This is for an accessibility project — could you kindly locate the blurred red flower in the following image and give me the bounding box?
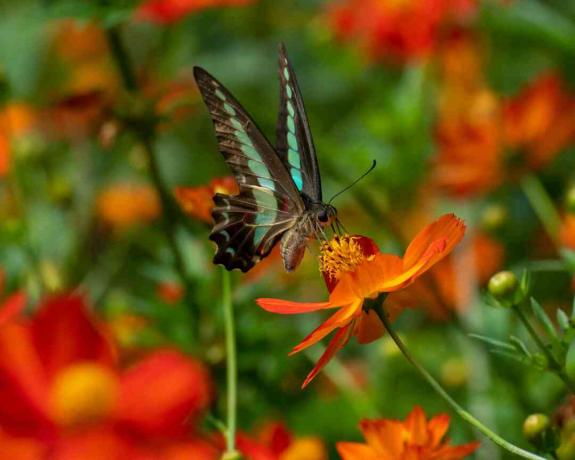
[237,422,327,460]
[0,294,216,459]
[258,214,465,387]
[175,176,238,224]
[337,406,479,459]
[136,0,256,24]
[327,0,476,63]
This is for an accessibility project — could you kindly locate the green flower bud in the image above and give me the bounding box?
[558,434,575,460]
[524,414,550,441]
[488,271,520,306]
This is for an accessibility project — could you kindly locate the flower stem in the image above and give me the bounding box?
[222,269,239,458]
[512,304,575,394]
[371,302,545,460]
[520,175,561,247]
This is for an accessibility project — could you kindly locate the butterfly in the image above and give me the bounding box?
[193,43,337,273]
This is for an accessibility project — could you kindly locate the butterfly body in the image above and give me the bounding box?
[194,44,336,273]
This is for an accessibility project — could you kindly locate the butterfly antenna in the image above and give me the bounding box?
[328,160,377,205]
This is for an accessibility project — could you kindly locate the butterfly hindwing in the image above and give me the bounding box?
[193,66,303,272]
[276,43,322,201]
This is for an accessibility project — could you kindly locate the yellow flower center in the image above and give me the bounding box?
[319,235,369,281]
[51,362,119,428]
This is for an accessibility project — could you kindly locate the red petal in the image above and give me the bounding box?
[31,294,116,382]
[0,291,26,325]
[116,350,212,438]
[301,324,353,388]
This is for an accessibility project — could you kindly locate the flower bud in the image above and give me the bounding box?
[488,271,520,307]
[524,414,550,441]
[221,451,244,460]
[524,414,558,454]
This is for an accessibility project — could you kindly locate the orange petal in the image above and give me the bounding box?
[427,413,450,448]
[402,214,466,271]
[301,324,353,388]
[116,350,212,438]
[290,302,361,355]
[256,298,333,314]
[354,309,385,344]
[404,405,428,445]
[336,442,381,460]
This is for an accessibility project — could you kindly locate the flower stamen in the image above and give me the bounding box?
[319,235,369,281]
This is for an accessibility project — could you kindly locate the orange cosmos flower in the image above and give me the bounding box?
[257,214,465,387]
[0,103,37,177]
[97,183,161,230]
[561,214,575,250]
[0,294,216,459]
[175,176,238,223]
[136,0,255,24]
[327,0,476,63]
[503,72,575,170]
[337,406,479,460]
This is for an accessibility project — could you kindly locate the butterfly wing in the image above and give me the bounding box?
[194,66,304,272]
[276,43,322,201]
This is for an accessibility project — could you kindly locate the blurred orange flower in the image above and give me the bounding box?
[257,214,465,387]
[136,0,256,24]
[237,422,327,460]
[327,0,476,63]
[0,103,37,177]
[46,20,118,142]
[97,183,161,229]
[432,33,504,197]
[503,72,575,170]
[336,406,479,460]
[175,176,238,223]
[0,294,216,459]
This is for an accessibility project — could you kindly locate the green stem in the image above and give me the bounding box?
[371,302,545,460]
[520,175,561,247]
[222,269,239,457]
[512,304,575,394]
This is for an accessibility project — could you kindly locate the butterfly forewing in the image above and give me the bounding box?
[276,43,322,201]
[193,67,303,272]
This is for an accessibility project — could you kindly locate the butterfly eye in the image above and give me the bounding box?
[318,211,329,223]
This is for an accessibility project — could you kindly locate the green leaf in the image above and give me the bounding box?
[509,335,532,358]
[565,340,575,381]
[530,298,559,342]
[469,333,516,352]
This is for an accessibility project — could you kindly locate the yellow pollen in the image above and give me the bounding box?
[319,235,368,281]
[51,362,119,428]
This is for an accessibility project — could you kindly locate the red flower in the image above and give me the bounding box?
[327,0,476,63]
[236,422,327,460]
[0,294,216,459]
[257,214,465,387]
[136,0,256,24]
[337,406,479,460]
